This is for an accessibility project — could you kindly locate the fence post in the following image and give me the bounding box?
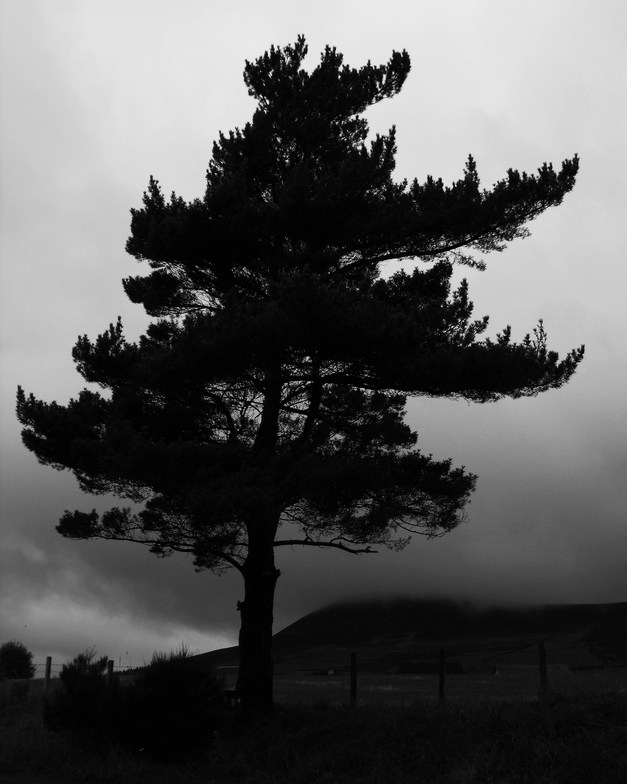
[44,656,52,695]
[438,648,446,705]
[350,652,357,708]
[538,641,548,702]
[106,659,114,687]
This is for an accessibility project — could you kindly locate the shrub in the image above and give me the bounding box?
[115,645,225,761]
[58,648,109,695]
[43,645,225,761]
[43,648,114,741]
[0,640,36,680]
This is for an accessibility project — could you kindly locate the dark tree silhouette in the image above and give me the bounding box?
[17,37,583,713]
[0,640,36,679]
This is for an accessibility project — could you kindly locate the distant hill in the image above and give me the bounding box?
[189,598,627,675]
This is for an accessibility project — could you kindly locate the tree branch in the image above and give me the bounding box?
[297,368,323,445]
[82,530,245,573]
[205,391,239,443]
[273,537,377,555]
[331,229,496,277]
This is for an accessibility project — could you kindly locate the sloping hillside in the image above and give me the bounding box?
[190,598,627,674]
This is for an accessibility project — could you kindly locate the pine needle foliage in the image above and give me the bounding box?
[17,37,583,711]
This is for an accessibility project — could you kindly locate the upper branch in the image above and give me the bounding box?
[206,391,239,443]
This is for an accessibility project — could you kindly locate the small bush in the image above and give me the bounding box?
[43,645,225,761]
[58,648,109,695]
[0,640,36,680]
[0,678,30,708]
[43,648,114,741]
[116,645,225,761]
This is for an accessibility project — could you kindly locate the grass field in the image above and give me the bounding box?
[272,666,627,706]
[2,674,627,783]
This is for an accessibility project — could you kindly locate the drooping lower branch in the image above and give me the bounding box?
[56,509,246,572]
[273,537,378,554]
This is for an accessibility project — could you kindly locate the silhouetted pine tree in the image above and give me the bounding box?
[17,37,583,713]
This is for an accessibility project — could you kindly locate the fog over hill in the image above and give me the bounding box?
[193,598,627,675]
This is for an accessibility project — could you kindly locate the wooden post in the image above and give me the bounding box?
[438,648,445,705]
[538,641,548,701]
[44,656,52,695]
[350,652,357,708]
[106,659,114,687]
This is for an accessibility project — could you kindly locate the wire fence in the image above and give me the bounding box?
[272,666,627,706]
[23,644,627,707]
[31,661,137,679]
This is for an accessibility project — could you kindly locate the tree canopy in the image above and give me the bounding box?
[17,37,583,711]
[0,640,36,680]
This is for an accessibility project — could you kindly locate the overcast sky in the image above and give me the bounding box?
[1,0,626,672]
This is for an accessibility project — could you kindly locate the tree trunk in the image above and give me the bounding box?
[237,530,280,715]
[238,363,282,716]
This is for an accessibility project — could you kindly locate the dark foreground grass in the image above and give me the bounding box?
[2,679,627,783]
